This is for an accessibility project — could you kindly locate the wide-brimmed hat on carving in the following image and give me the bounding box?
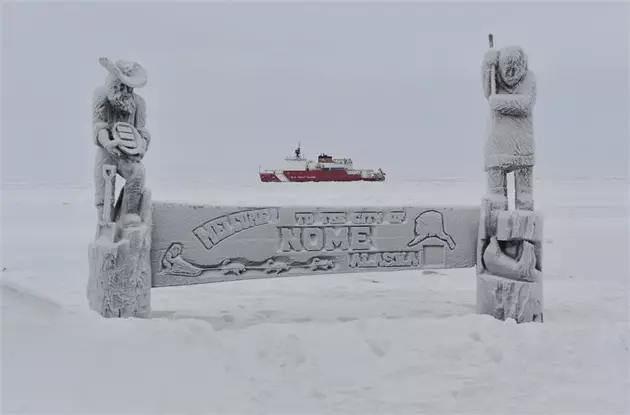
[99,57,147,88]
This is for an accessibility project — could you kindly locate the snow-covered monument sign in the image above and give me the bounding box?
[88,34,544,323]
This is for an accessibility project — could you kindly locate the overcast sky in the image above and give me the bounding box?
[2,1,628,186]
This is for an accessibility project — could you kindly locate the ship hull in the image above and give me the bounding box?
[260,170,385,182]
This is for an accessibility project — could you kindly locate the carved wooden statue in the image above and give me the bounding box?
[477,34,543,323]
[93,57,151,227]
[87,57,153,318]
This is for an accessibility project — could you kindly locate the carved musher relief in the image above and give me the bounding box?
[160,242,336,278]
[150,204,480,287]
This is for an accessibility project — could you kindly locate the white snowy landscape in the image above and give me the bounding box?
[2,178,629,413]
[2,1,630,413]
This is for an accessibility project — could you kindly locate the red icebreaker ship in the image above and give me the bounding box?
[259,145,386,183]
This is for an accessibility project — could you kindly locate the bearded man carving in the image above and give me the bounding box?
[92,58,151,225]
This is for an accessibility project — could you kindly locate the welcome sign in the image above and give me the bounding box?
[150,203,480,287]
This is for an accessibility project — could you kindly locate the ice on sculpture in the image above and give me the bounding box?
[82,40,546,324]
[477,36,543,324]
[482,44,536,211]
[93,57,151,227]
[88,57,153,318]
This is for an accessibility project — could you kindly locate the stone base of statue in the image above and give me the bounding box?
[476,198,544,323]
[87,188,152,318]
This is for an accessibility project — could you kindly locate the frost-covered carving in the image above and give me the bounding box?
[480,208,543,284]
[150,204,479,287]
[482,35,536,211]
[407,210,456,250]
[264,259,291,274]
[88,57,153,318]
[87,187,153,318]
[220,260,247,276]
[84,46,546,322]
[97,165,117,240]
[162,243,204,277]
[477,35,543,323]
[156,241,339,281]
[93,57,150,226]
[309,258,335,271]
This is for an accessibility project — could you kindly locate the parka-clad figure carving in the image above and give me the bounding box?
[481,39,536,211]
[477,34,544,323]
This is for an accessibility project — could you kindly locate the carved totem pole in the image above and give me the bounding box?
[87,57,153,318]
[477,34,543,323]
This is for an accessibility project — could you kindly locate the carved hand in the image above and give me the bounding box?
[489,94,503,109]
[483,49,499,67]
[97,129,122,157]
[126,137,148,162]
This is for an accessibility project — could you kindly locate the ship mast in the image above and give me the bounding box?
[295,142,302,159]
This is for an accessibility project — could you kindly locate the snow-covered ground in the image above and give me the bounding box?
[2,177,629,414]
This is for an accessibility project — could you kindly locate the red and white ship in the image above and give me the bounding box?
[259,144,386,182]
